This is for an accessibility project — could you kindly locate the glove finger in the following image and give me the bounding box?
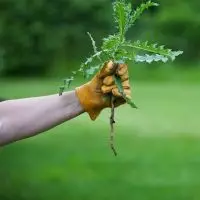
[120,72,129,81]
[116,64,128,76]
[99,61,116,78]
[121,80,130,89]
[112,88,131,98]
[103,76,114,86]
[103,74,129,86]
[99,61,129,80]
[102,79,130,94]
[101,85,116,94]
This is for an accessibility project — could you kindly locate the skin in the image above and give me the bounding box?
[0,91,84,146]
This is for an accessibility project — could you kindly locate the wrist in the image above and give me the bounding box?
[75,83,103,121]
[61,91,84,119]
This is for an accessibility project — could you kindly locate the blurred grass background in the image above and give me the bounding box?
[1,0,200,199]
[1,74,200,200]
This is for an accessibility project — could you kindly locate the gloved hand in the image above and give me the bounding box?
[75,61,131,120]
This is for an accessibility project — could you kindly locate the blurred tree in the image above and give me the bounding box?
[0,0,198,76]
[137,0,200,64]
[0,0,112,76]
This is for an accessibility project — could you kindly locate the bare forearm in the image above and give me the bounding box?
[0,91,84,146]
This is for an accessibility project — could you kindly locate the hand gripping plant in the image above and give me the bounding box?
[59,0,183,155]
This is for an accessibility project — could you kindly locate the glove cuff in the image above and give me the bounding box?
[75,84,102,121]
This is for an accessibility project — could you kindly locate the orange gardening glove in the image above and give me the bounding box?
[75,61,131,120]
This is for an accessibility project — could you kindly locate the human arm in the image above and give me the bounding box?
[0,61,131,146]
[0,91,83,146]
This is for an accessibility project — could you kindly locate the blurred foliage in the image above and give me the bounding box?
[0,0,198,76]
[0,0,112,76]
[139,0,200,63]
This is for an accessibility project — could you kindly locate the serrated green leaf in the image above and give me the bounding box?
[65,77,74,88]
[113,74,137,109]
[130,1,159,25]
[113,1,126,40]
[169,50,183,61]
[87,32,99,58]
[115,48,129,61]
[124,41,183,61]
[113,0,133,40]
[102,35,120,51]
[85,65,100,78]
[135,54,168,63]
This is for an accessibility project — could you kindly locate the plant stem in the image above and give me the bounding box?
[110,95,117,156]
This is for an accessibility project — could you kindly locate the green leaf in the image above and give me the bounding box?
[113,74,137,109]
[113,74,124,94]
[124,41,183,61]
[85,65,100,78]
[59,86,65,96]
[113,0,132,40]
[102,35,120,51]
[125,96,138,109]
[115,48,129,61]
[81,50,107,74]
[64,77,74,88]
[135,54,168,63]
[113,0,159,38]
[113,1,126,40]
[59,76,74,95]
[87,32,98,55]
[130,1,159,25]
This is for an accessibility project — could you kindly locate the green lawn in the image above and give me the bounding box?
[0,79,200,200]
